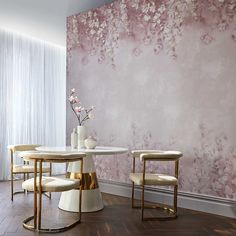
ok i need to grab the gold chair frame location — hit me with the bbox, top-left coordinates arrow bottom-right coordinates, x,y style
21,152 -> 85,233
8,145 -> 52,201
131,150 -> 182,221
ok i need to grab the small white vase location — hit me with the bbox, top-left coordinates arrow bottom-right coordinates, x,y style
71,128 -> 78,149
77,125 -> 87,149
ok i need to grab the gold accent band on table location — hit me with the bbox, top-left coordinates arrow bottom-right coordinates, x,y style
67,172 -> 99,190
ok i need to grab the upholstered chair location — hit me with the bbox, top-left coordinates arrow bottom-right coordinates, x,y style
20,151 -> 85,233
8,145 -> 51,201
129,150 -> 182,220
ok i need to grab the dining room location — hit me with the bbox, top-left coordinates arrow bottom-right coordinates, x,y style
1,0 -> 236,235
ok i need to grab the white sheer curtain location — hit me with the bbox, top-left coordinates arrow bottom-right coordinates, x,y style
0,29 -> 66,180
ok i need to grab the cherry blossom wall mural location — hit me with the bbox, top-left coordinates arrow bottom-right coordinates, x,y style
67,0 -> 236,200
68,0 -> 236,67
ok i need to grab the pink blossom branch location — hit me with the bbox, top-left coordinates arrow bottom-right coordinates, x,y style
69,88 -> 94,126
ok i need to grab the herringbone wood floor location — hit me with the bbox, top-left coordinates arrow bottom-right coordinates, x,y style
0,180 -> 236,236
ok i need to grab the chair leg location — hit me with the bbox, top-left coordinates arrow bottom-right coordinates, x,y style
34,160 -> 38,229
33,191 -> 37,229
11,172 -> 13,201
174,185 -> 178,215
141,184 -> 145,221
38,160 -> 43,230
11,173 -> 28,199
38,191 -> 42,230
22,161 -> 38,231
79,186 -> 82,221
139,185 -> 178,221
24,173 -> 26,194
10,151 -> 14,201
131,182 -> 135,208
49,162 -> 52,199
26,173 -> 29,195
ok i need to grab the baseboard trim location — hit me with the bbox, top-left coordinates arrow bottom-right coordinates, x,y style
98,179 -> 236,219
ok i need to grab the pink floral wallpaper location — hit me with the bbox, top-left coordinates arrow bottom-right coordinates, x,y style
67,0 -> 236,200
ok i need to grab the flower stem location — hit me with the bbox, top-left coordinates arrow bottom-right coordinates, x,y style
80,108 -> 93,124
70,103 -> 81,125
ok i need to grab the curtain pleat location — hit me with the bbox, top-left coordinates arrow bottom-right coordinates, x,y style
0,29 -> 66,180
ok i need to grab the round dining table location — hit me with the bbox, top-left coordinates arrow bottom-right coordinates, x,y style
36,146 -> 128,212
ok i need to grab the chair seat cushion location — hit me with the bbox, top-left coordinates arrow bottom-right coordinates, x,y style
22,177 -> 80,192
129,173 -> 178,186
13,164 -> 50,173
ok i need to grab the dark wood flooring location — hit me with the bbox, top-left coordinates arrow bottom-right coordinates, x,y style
0,180 -> 236,236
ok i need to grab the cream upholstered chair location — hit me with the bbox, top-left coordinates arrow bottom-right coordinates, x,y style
129,150 -> 182,221
8,145 -> 51,201
21,151 -> 85,233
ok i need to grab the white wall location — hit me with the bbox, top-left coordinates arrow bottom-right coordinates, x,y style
0,0 -> 115,47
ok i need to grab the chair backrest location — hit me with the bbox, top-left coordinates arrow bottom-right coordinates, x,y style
132,150 -> 182,161
140,151 -> 182,161
8,145 -> 42,167
131,150 -> 163,158
19,151 -> 86,164
8,144 -> 41,153
132,150 -> 182,179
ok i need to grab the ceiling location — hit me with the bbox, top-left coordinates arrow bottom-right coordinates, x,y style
67,0 -> 115,16
0,0 -> 115,47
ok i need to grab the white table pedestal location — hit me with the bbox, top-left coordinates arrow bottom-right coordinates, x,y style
59,189 -> 103,212
58,154 -> 104,212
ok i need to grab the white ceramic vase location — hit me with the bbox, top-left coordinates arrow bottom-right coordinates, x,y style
84,136 -> 97,149
71,128 -> 78,149
77,125 -> 87,149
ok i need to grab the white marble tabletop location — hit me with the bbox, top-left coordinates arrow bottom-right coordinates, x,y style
36,146 -> 128,155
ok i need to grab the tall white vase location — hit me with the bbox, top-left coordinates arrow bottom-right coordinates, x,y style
77,125 -> 87,149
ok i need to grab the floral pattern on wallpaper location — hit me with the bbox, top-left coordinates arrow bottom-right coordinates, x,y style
92,122 -> 236,199
93,123 -> 177,185
67,0 -> 236,200
67,0 -> 236,67
184,124 -> 236,199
